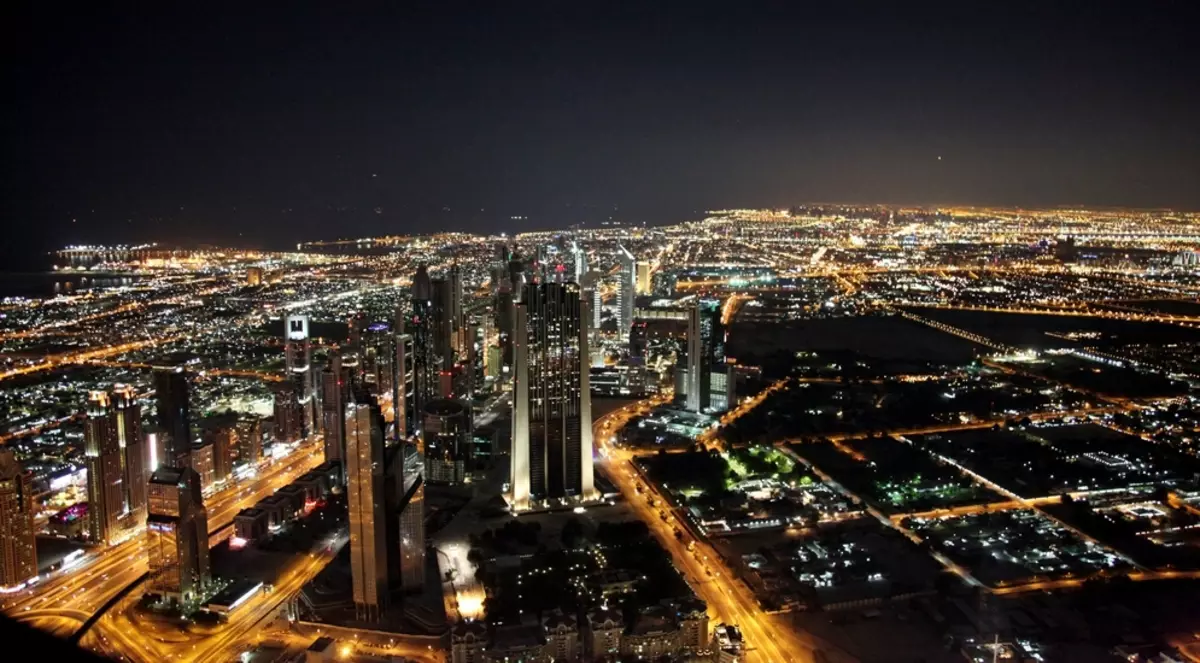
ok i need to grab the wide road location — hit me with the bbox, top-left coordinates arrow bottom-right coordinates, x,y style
87,534 -> 345,663
594,400 -> 853,663
4,438 -> 325,623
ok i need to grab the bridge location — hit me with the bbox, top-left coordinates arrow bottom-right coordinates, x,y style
12,608 -> 91,624
69,573 -> 148,644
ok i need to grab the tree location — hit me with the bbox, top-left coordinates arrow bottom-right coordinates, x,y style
561,517 -> 585,549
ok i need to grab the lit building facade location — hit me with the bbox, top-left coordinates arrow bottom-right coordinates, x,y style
321,353 -> 350,470
146,466 -> 210,602
284,314 -> 315,437
616,246 -> 636,340
154,369 -> 193,469
397,443 -> 425,592
510,282 -> 595,509
84,386 -> 147,545
422,398 -> 470,484
406,265 -> 441,429
346,400 -> 388,620
0,450 -> 37,589
273,381 -> 304,444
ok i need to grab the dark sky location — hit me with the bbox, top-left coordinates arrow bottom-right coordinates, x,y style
3,2 -> 1198,255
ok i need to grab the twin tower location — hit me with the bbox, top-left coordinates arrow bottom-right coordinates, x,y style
508,281 -> 597,510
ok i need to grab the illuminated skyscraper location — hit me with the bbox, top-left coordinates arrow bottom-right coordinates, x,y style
146,466 -> 210,602
396,444 -> 425,592
508,254 -> 526,304
273,381 -> 304,444
422,398 -> 471,484
321,353 -> 351,471
346,399 -> 388,621
510,282 -> 595,509
0,449 -> 37,589
432,277 -> 457,371
392,333 -> 417,440
154,369 -> 192,469
616,246 -> 636,341
406,265 -> 440,429
84,386 -> 147,545
572,241 -> 588,284
284,315 -> 315,437
685,303 -> 705,412
635,261 -> 652,295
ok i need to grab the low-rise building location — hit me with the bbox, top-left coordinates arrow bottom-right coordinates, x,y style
621,610 -> 679,660
450,622 -> 487,663
585,609 -> 623,660
233,507 -> 269,543
543,612 -> 579,661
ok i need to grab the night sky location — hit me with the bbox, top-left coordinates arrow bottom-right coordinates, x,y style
3,2 -> 1198,257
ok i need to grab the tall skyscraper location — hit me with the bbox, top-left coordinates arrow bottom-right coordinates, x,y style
510,282 -> 595,509
321,353 -> 350,470
345,312 -> 366,387
508,254 -> 526,304
616,246 -> 636,341
572,241 -> 588,284
284,315 -> 315,437
448,265 -> 463,354
407,265 -> 440,428
422,398 -> 471,484
84,386 -> 147,545
146,466 -> 210,602
670,300 -> 722,413
346,399 -> 388,621
154,369 -> 192,470
393,333 -> 417,440
0,449 -> 37,589
635,261 -> 652,294
495,286 -> 515,374
432,277 -> 457,371
686,303 -> 704,413
273,381 -> 304,444
397,443 -> 425,593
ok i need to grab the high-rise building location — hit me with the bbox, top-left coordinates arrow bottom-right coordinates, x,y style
345,312 -> 366,387
448,265 -> 463,353
407,266 -> 440,428
508,255 -> 526,304
284,315 -> 315,437
572,241 -> 588,284
146,466 -> 210,602
635,261 -> 652,295
422,399 -> 471,484
190,440 -> 216,493
207,423 -> 236,487
273,382 -> 304,444
0,449 -> 37,589
321,354 -> 350,469
236,416 -> 263,468
686,303 -> 705,413
397,444 -> 425,592
246,266 -> 263,287
616,246 -> 636,341
495,287 -> 515,373
393,334 -> 417,440
154,369 -> 193,469
84,386 -> 147,545
346,399 -> 388,621
432,277 -> 457,370
510,282 -> 595,509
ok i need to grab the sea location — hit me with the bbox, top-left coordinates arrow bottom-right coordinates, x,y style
0,272 -> 145,299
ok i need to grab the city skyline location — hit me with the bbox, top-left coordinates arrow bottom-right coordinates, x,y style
3,3 -> 1200,661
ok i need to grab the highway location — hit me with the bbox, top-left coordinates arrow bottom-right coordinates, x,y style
4,438 -> 326,626
595,400 -> 853,663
